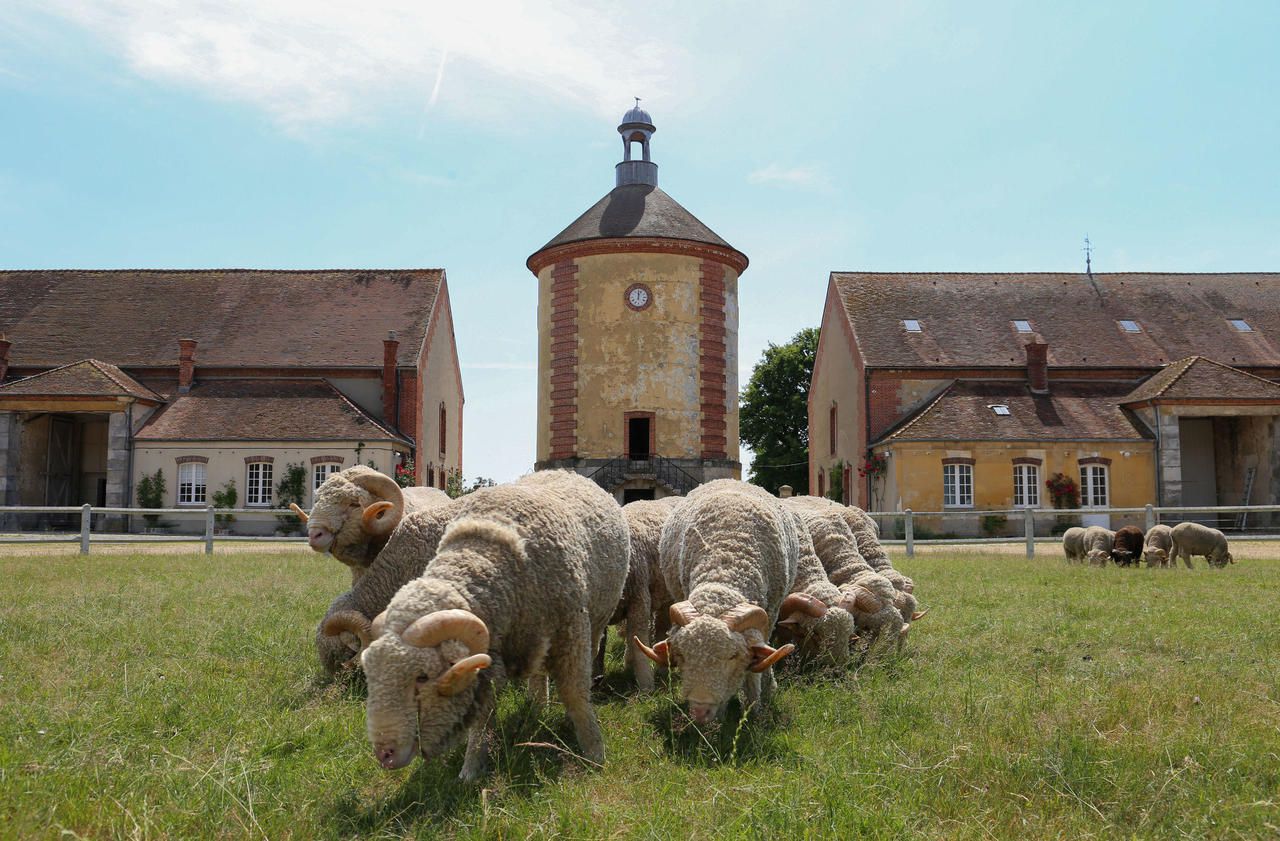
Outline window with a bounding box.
[1080,463,1109,507]
[1117,319,1142,333]
[989,404,1011,416]
[1012,320,1033,333]
[942,463,973,507]
[439,402,447,456]
[902,319,922,333]
[177,461,206,505]
[1013,463,1040,508]
[1229,318,1254,332]
[313,462,341,493]
[829,403,837,456]
[246,462,273,506]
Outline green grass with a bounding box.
[2,548,1279,840]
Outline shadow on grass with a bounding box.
[279,666,368,710]
[646,689,792,768]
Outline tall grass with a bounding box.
[1,548,1277,839]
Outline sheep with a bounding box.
[769,510,860,668]
[606,496,682,692]
[360,470,629,780]
[1082,525,1116,566]
[635,479,797,725]
[295,465,451,584]
[784,496,909,657]
[316,499,462,674]
[1143,524,1174,568]
[1061,526,1087,563]
[1170,522,1235,569]
[1111,526,1145,567]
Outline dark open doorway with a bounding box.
[627,415,651,461]
[623,488,656,504]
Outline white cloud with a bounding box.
[748,163,829,190]
[16,0,687,126]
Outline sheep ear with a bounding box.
[436,654,491,697]
[361,501,397,536]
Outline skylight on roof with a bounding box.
[902,319,922,333]
[1012,320,1033,333]
[1229,318,1254,332]
[989,404,1011,416]
[1118,319,1142,333]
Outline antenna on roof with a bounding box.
[1083,236,1093,278]
[634,96,641,107]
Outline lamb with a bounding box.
[295,465,451,583]
[607,496,682,692]
[1061,526,1087,563]
[1170,522,1235,569]
[360,470,629,780]
[1082,525,1116,566]
[1111,526,1145,567]
[635,479,797,725]
[1142,524,1174,568]
[784,496,909,657]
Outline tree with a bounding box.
[739,327,818,495]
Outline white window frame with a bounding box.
[1013,463,1040,508]
[942,463,974,508]
[246,462,273,507]
[902,319,923,333]
[313,462,341,496]
[1117,319,1142,333]
[1080,463,1109,508]
[177,462,206,505]
[1012,319,1033,333]
[1228,318,1253,332]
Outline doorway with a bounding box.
[623,488,656,504]
[627,414,652,461]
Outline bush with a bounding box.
[981,513,1008,537]
[275,463,307,532]
[135,469,166,527]
[211,480,237,527]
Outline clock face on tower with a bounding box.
[625,283,652,311]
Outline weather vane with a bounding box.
[634,96,642,107]
[1083,236,1093,275]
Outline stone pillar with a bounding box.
[0,412,19,526]
[1158,409,1182,506]
[104,410,131,531]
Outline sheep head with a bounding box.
[1143,547,1168,566]
[775,592,856,668]
[303,466,405,569]
[362,608,491,771]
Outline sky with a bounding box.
[2,1,1278,483]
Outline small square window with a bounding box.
[989,404,1011,416]
[1012,320,1033,333]
[902,319,922,333]
[1229,318,1254,332]
[1117,319,1141,333]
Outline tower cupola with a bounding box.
[616,99,657,187]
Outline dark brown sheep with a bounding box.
[1111,526,1145,567]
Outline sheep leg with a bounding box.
[549,625,607,768]
[592,633,607,685]
[626,588,654,693]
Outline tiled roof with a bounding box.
[1121,356,1280,404]
[832,272,1280,369]
[877,381,1151,444]
[134,379,408,443]
[0,358,162,401]
[534,184,739,254]
[0,269,442,369]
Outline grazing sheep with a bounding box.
[1170,522,1235,569]
[316,499,462,674]
[636,480,797,725]
[838,504,919,617]
[1111,526,1145,567]
[1061,527,1087,563]
[1143,524,1174,568]
[296,465,451,583]
[360,470,628,780]
[1082,526,1116,566]
[784,496,909,657]
[607,497,682,692]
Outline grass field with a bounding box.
[2,545,1278,840]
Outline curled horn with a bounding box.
[436,653,492,697]
[780,592,828,622]
[634,636,670,667]
[322,610,374,648]
[748,642,795,673]
[719,604,770,635]
[289,503,309,524]
[911,608,929,622]
[402,609,490,654]
[352,468,404,537]
[838,585,882,615]
[669,601,699,627]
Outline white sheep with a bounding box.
[295,465,451,583]
[1061,526,1087,563]
[1170,522,1235,569]
[360,470,629,780]
[610,496,682,692]
[836,503,920,619]
[772,510,858,668]
[1142,524,1174,568]
[1082,525,1116,566]
[635,479,797,725]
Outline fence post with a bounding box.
[1024,507,1035,558]
[205,506,215,556]
[1145,504,1156,531]
[80,503,92,556]
[904,509,914,557]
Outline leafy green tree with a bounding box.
[135,468,166,527]
[740,327,818,495]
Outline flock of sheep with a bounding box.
[1062,522,1236,568]
[292,467,924,780]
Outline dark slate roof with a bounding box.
[1121,356,1280,404]
[0,269,442,369]
[134,379,407,442]
[0,358,162,401]
[877,381,1152,444]
[535,184,737,253]
[832,273,1280,369]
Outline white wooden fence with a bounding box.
[0,505,306,554]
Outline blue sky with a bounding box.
[3,1,1278,482]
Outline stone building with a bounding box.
[809,272,1280,530]
[0,269,463,531]
[526,106,748,501]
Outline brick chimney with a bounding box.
[382,331,399,425]
[0,335,11,384]
[178,339,198,392]
[1025,341,1049,394]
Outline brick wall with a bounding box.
[549,260,579,460]
[699,260,727,459]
